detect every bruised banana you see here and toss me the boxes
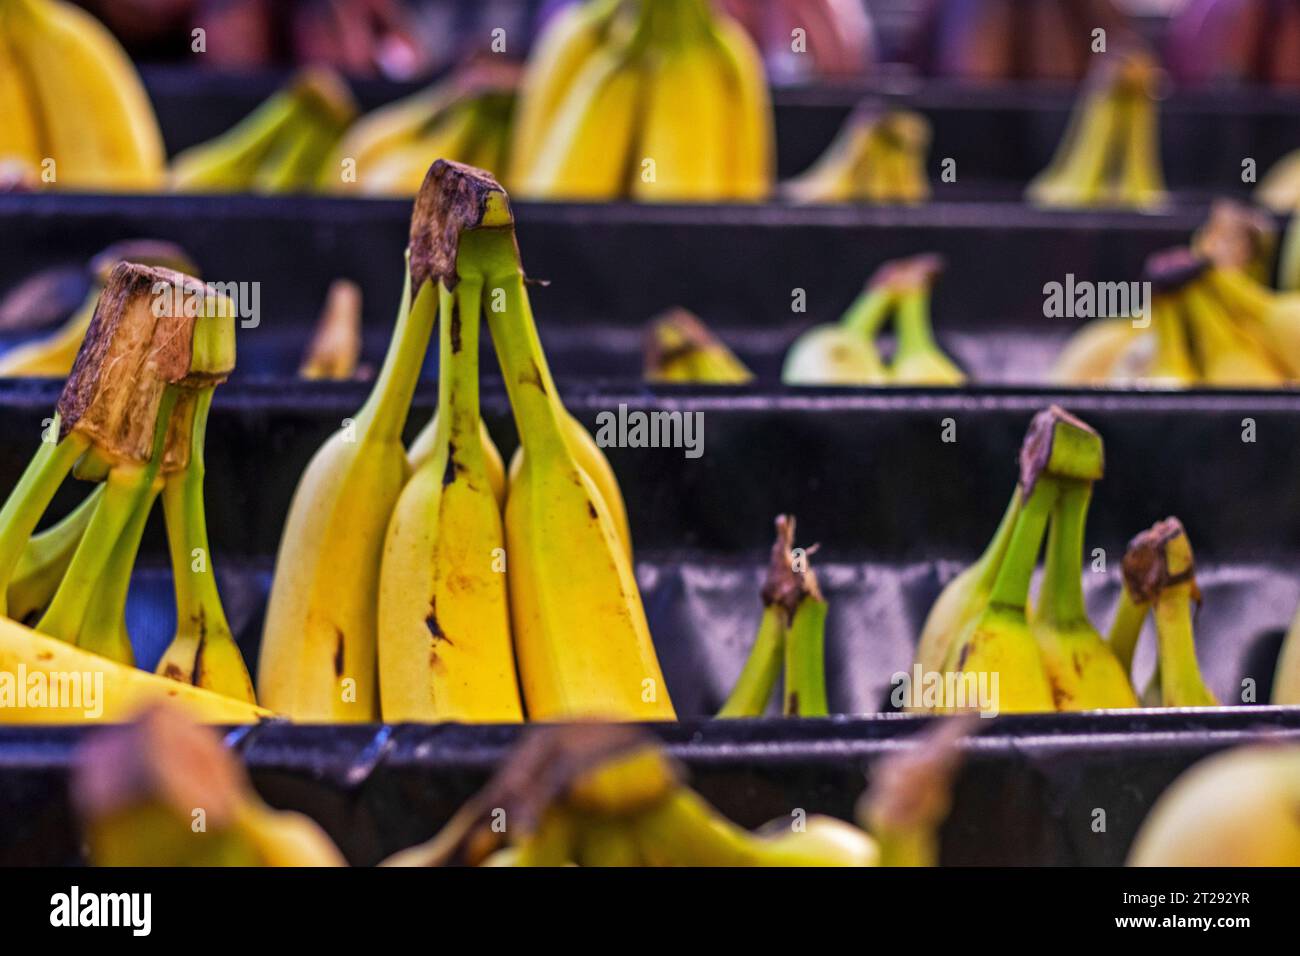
[74,707,337,865]
[257,197,443,721]
[376,259,523,722]
[444,162,671,719]
[643,307,752,384]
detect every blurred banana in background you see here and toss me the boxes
[509,0,774,202]
[0,0,165,191]
[782,106,931,204]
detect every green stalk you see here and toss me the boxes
[1154,587,1217,707]
[1105,586,1146,676]
[37,389,178,642]
[1036,480,1092,628]
[442,278,489,474]
[162,389,232,642]
[840,286,896,338]
[972,485,1024,592]
[986,478,1060,611]
[894,287,939,360]
[353,263,433,444]
[7,484,103,625]
[784,593,829,717]
[718,604,786,718]
[77,483,160,664]
[0,422,90,611]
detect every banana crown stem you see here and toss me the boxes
[972,486,1023,593]
[894,287,939,356]
[1036,480,1093,628]
[354,262,432,445]
[839,286,895,338]
[987,478,1059,610]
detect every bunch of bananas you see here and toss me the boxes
[643,308,752,383]
[257,159,670,723]
[325,58,516,197]
[1108,518,1217,707]
[915,408,1128,713]
[508,0,773,202]
[75,706,342,866]
[783,253,965,386]
[169,69,357,194]
[1129,744,1300,866]
[1027,47,1166,210]
[0,241,196,378]
[0,0,164,191]
[781,106,930,204]
[383,721,967,867]
[718,515,828,717]
[1052,247,1300,387]
[0,261,266,723]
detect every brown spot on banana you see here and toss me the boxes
[333,627,346,678]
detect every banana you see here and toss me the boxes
[516,37,646,200]
[426,164,672,719]
[1182,279,1287,386]
[1144,519,1217,707]
[783,563,828,717]
[782,325,887,384]
[169,82,308,191]
[1027,70,1123,207]
[4,0,164,191]
[5,485,100,626]
[708,8,773,200]
[885,255,964,385]
[1104,576,1146,680]
[913,486,1021,682]
[938,409,1104,715]
[1256,148,1300,214]
[376,271,523,722]
[1050,317,1142,384]
[299,279,362,380]
[1030,478,1138,710]
[717,514,799,718]
[0,20,41,169]
[643,308,752,384]
[506,0,624,188]
[783,108,930,204]
[0,618,270,724]
[257,253,428,720]
[1113,73,1166,209]
[1275,604,1300,704]
[407,414,505,508]
[154,389,257,703]
[1205,264,1300,378]
[74,708,339,866]
[1128,745,1300,866]
[632,6,730,203]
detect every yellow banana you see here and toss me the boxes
[299,279,362,380]
[632,18,730,202]
[643,308,752,384]
[5,0,164,191]
[408,413,506,508]
[0,617,270,723]
[257,251,431,719]
[1256,148,1300,213]
[1275,604,1300,704]
[1206,265,1300,378]
[1050,317,1142,384]
[709,9,774,200]
[1183,280,1286,386]
[507,0,623,187]
[377,276,523,722]
[0,21,42,168]
[426,164,672,719]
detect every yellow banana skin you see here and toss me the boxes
[506,0,622,187]
[709,12,773,201]
[258,269,429,721]
[5,0,164,191]
[1129,745,1300,866]
[517,43,644,200]
[0,615,270,723]
[407,413,505,509]
[0,21,42,168]
[1275,607,1300,704]
[1029,481,1137,710]
[1050,317,1140,384]
[377,278,523,723]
